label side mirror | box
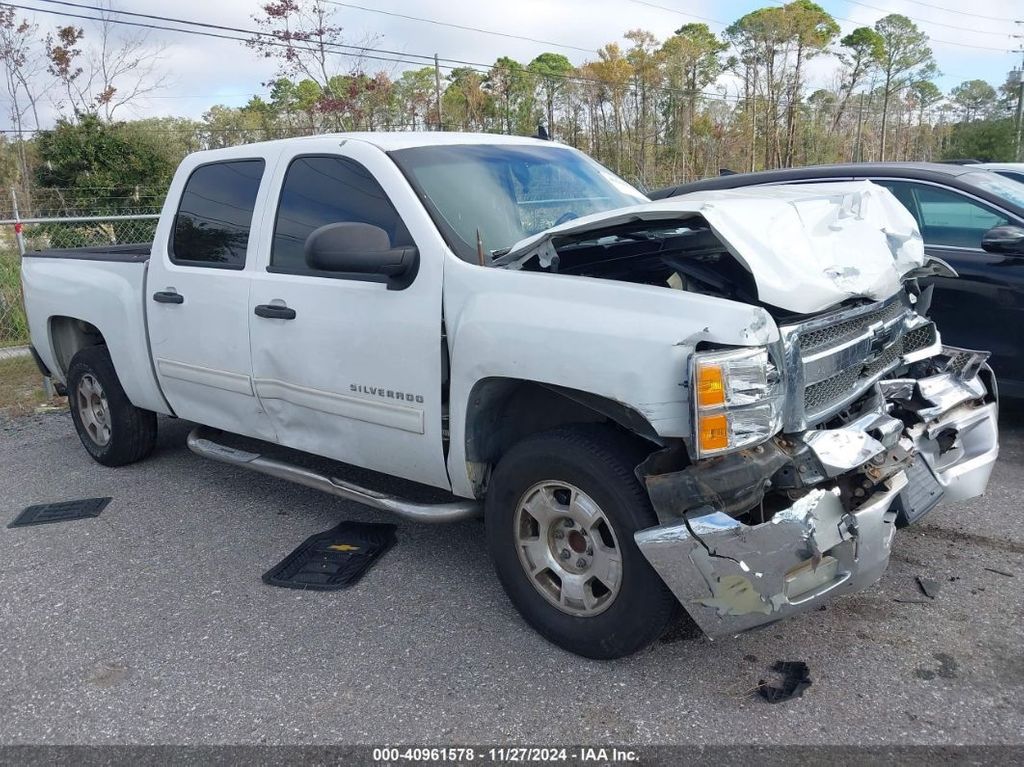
[304,222,418,283]
[981,225,1024,255]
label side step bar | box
[186,426,481,523]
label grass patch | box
[0,354,63,416]
[0,249,29,348]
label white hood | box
[499,181,926,315]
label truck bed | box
[25,243,152,262]
[20,243,169,416]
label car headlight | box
[692,346,784,458]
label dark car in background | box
[975,163,1024,185]
[652,163,1024,397]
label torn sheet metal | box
[497,181,924,314]
[639,409,903,523]
[916,403,998,504]
[634,335,998,639]
[801,428,886,478]
[634,473,907,638]
[883,348,999,504]
[880,346,990,420]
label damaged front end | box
[634,297,999,639]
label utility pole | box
[1014,65,1024,161]
[1012,24,1024,161]
[854,92,866,163]
[433,53,444,131]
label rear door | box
[147,156,278,440]
[871,179,1024,391]
[247,139,448,489]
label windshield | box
[962,170,1024,209]
[390,143,648,263]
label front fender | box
[442,256,779,497]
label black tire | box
[67,345,157,467]
[485,424,678,659]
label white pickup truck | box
[22,132,999,658]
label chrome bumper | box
[635,352,999,640]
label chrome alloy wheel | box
[76,373,112,446]
[513,481,623,617]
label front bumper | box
[635,350,999,639]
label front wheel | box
[67,345,157,467]
[485,425,677,659]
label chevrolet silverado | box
[21,133,999,658]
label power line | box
[28,0,595,79]
[859,0,1017,24]
[627,0,730,28]
[638,0,1015,53]
[839,0,1012,38]
[28,0,1013,81]
[33,0,437,63]
[4,0,510,93]
[759,0,1014,53]
[321,1,595,54]
[3,0,1004,128]
[9,1,749,104]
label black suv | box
[653,163,1024,398]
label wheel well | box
[464,378,661,494]
[49,316,106,378]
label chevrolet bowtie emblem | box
[863,320,899,365]
[327,543,360,552]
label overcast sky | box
[13,0,1024,125]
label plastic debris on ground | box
[756,661,813,704]
[916,576,942,599]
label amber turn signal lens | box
[698,413,729,452]
[696,363,725,408]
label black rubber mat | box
[8,497,112,528]
[262,521,397,591]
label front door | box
[247,140,449,489]
[873,179,1024,394]
[147,156,278,440]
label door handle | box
[153,290,183,304]
[254,303,296,320]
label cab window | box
[270,155,412,274]
[170,159,265,268]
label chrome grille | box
[781,297,932,428]
[803,337,904,415]
[903,322,937,354]
[945,350,975,375]
[797,301,906,354]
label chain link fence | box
[0,199,159,347]
[0,247,27,349]
[0,186,166,221]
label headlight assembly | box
[692,347,784,458]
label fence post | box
[10,187,25,256]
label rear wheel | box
[67,345,157,467]
[485,425,677,659]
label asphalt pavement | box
[1,411,1022,746]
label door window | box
[170,159,265,268]
[876,180,1008,249]
[270,155,412,274]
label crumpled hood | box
[498,181,926,315]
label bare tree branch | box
[45,1,168,121]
